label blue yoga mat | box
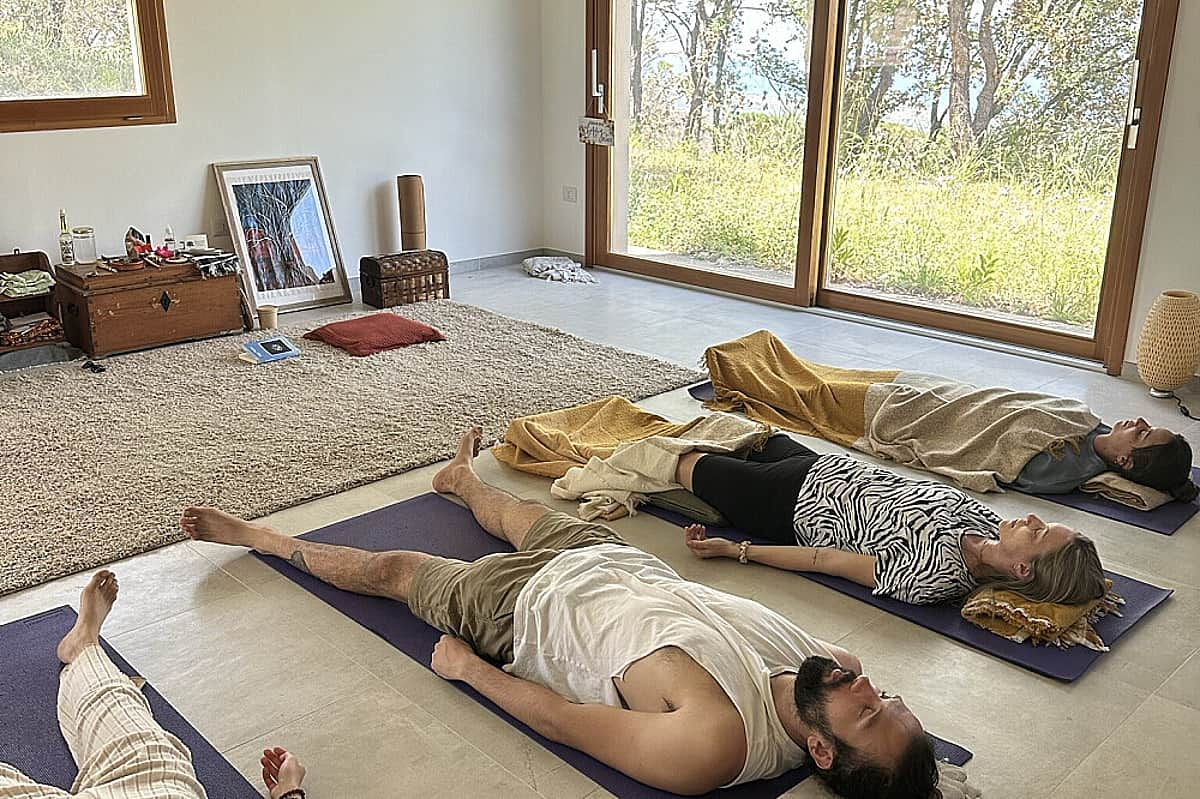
[643,505,1172,682]
[0,607,259,797]
[686,381,1199,535]
[255,493,972,799]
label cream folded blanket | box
[0,269,53,298]
[1081,471,1173,510]
[551,412,770,520]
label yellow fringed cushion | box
[960,580,1123,651]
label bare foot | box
[58,571,119,664]
[432,426,483,494]
[180,506,265,548]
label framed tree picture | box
[213,156,352,315]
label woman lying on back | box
[1013,416,1197,500]
[675,434,1108,606]
[702,331,1198,502]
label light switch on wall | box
[562,185,578,203]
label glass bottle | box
[59,209,75,265]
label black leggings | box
[691,434,820,544]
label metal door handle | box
[591,48,606,116]
[1126,58,1141,150]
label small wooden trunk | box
[360,250,450,309]
[57,263,244,357]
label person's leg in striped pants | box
[0,571,205,799]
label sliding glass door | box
[824,0,1145,341]
[587,0,1179,372]
[607,0,817,291]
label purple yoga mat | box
[0,607,259,797]
[255,494,971,799]
[687,381,1199,535]
[643,506,1172,682]
[1034,466,1200,536]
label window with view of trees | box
[594,0,1176,369]
[827,0,1142,337]
[0,0,174,132]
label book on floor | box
[239,336,301,364]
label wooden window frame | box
[0,0,175,133]
[586,0,1179,375]
[812,0,1179,374]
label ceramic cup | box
[258,305,279,330]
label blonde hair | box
[971,533,1106,605]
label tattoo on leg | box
[288,549,311,574]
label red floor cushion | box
[304,313,445,356]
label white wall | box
[0,0,545,274]
[1125,1,1200,363]
[538,0,1200,367]
[540,0,587,254]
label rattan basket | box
[360,250,450,309]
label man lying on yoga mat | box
[676,434,1108,606]
[181,427,948,799]
[703,331,1198,502]
[0,571,309,799]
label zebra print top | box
[792,453,1001,605]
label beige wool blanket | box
[551,412,771,520]
[859,378,1101,493]
[704,332,1100,493]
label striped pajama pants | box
[0,645,207,799]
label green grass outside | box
[627,140,1111,326]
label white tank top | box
[508,544,830,785]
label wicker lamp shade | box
[1136,290,1200,396]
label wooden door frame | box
[1093,0,1180,373]
[813,0,1178,372]
[586,1,1178,374]
[585,0,833,307]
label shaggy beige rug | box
[0,301,703,595]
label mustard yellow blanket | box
[492,396,708,478]
[702,329,898,448]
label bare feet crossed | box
[57,570,119,664]
[432,425,484,494]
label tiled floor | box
[4,265,1198,798]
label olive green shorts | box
[407,510,627,664]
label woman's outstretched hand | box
[261,747,306,799]
[684,524,738,559]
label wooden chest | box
[56,263,244,357]
[360,250,450,308]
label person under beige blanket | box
[0,571,309,799]
[703,331,1198,504]
[182,427,972,799]
[676,434,1109,607]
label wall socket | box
[562,185,579,203]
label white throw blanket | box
[522,256,597,283]
[551,413,769,520]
